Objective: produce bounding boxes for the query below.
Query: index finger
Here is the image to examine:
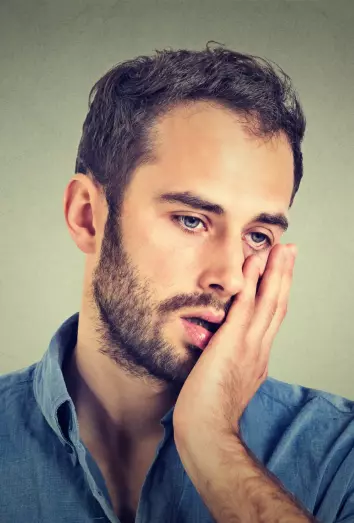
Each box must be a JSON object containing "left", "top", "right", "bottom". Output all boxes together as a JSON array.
[
  {"left": 250, "top": 244, "right": 287, "bottom": 338},
  {"left": 223, "top": 254, "right": 261, "bottom": 332}
]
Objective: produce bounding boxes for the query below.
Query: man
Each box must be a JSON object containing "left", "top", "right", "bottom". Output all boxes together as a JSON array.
[{"left": 1, "top": 46, "right": 354, "bottom": 523}]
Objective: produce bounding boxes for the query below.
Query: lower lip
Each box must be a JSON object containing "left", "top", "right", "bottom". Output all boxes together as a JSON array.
[{"left": 181, "top": 318, "right": 215, "bottom": 350}]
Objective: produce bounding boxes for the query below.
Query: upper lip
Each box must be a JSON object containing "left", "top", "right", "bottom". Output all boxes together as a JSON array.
[{"left": 181, "top": 310, "right": 225, "bottom": 325}]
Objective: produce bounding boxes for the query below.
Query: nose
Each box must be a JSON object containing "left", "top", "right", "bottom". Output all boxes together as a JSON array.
[{"left": 198, "top": 239, "right": 245, "bottom": 299}]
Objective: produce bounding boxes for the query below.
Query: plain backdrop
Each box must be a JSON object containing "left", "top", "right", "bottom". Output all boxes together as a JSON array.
[{"left": 1, "top": 0, "right": 353, "bottom": 398}]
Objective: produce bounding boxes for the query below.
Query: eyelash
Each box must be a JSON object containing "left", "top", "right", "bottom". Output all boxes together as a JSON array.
[{"left": 172, "top": 215, "right": 272, "bottom": 250}]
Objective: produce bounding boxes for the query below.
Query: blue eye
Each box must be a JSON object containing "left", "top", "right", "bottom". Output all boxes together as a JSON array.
[
  {"left": 173, "top": 216, "right": 272, "bottom": 248},
  {"left": 248, "top": 232, "right": 272, "bottom": 248},
  {"left": 251, "top": 232, "right": 267, "bottom": 243},
  {"left": 173, "top": 215, "right": 207, "bottom": 234}
]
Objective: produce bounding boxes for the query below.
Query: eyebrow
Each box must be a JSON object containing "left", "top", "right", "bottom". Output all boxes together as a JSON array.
[{"left": 155, "top": 191, "right": 289, "bottom": 231}]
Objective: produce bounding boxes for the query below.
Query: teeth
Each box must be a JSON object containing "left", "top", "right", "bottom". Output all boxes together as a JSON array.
[
  {"left": 192, "top": 318, "right": 205, "bottom": 328},
  {"left": 187, "top": 317, "right": 218, "bottom": 333}
]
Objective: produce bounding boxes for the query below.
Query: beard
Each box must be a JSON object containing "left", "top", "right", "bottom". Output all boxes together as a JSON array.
[{"left": 90, "top": 209, "right": 214, "bottom": 391}]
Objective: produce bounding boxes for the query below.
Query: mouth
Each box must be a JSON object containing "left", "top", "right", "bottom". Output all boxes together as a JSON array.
[{"left": 182, "top": 317, "right": 220, "bottom": 334}]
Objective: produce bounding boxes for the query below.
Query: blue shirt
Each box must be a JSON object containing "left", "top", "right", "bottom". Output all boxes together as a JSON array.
[{"left": 1, "top": 312, "right": 354, "bottom": 523}]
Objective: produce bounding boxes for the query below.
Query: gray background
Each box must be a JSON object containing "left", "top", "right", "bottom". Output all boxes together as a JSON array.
[{"left": 1, "top": 0, "right": 353, "bottom": 398}]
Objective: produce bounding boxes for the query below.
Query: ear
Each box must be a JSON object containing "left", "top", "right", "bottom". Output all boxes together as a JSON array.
[{"left": 63, "top": 174, "right": 105, "bottom": 255}]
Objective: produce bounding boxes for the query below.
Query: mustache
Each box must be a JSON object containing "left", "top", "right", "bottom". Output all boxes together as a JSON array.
[{"left": 157, "top": 293, "right": 230, "bottom": 317}]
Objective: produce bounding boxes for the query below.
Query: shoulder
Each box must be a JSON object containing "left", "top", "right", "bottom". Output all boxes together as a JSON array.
[
  {"left": 256, "top": 376, "right": 354, "bottom": 437},
  {"left": 0, "top": 363, "right": 37, "bottom": 396},
  {"left": 0, "top": 362, "right": 54, "bottom": 475},
  {"left": 254, "top": 378, "right": 354, "bottom": 520},
  {"left": 0, "top": 364, "right": 38, "bottom": 432},
  {"left": 241, "top": 376, "right": 354, "bottom": 466},
  {"left": 260, "top": 376, "right": 354, "bottom": 416}
]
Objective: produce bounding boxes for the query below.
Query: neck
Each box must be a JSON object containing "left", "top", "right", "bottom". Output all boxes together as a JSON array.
[{"left": 64, "top": 323, "right": 178, "bottom": 449}]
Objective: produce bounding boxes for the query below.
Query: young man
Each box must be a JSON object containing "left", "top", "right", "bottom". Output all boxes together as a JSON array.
[{"left": 1, "top": 46, "right": 353, "bottom": 523}]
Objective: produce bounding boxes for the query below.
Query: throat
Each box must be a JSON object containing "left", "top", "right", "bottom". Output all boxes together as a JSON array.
[{"left": 92, "top": 435, "right": 162, "bottom": 523}]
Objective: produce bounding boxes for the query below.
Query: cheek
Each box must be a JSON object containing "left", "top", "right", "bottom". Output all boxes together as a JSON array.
[
  {"left": 121, "top": 206, "right": 199, "bottom": 294},
  {"left": 131, "top": 228, "right": 197, "bottom": 290}
]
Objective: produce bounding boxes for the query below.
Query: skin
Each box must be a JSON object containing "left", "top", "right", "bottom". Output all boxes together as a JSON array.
[{"left": 63, "top": 101, "right": 304, "bottom": 521}]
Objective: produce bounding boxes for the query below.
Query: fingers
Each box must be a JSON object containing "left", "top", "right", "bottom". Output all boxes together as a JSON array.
[
  {"left": 249, "top": 244, "right": 287, "bottom": 341},
  {"left": 262, "top": 246, "right": 296, "bottom": 348},
  {"left": 221, "top": 243, "right": 296, "bottom": 354},
  {"left": 223, "top": 254, "right": 260, "bottom": 335},
  {"left": 251, "top": 245, "right": 296, "bottom": 382}
]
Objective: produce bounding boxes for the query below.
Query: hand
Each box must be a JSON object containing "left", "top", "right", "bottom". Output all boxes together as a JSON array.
[{"left": 173, "top": 243, "right": 297, "bottom": 445}]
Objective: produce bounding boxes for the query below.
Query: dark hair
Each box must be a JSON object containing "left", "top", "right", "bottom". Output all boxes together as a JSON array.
[{"left": 75, "top": 45, "right": 306, "bottom": 213}]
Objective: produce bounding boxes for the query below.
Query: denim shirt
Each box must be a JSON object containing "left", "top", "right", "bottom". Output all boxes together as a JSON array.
[{"left": 1, "top": 312, "right": 354, "bottom": 523}]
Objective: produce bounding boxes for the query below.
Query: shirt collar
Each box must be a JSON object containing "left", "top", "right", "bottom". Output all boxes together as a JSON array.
[
  {"left": 33, "top": 312, "right": 80, "bottom": 446},
  {"left": 33, "top": 312, "right": 174, "bottom": 447}
]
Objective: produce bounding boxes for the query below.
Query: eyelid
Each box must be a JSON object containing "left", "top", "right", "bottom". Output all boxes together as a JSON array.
[
  {"left": 173, "top": 215, "right": 274, "bottom": 246},
  {"left": 244, "top": 231, "right": 273, "bottom": 250},
  {"left": 172, "top": 214, "right": 208, "bottom": 236},
  {"left": 173, "top": 213, "right": 209, "bottom": 227},
  {"left": 253, "top": 231, "right": 271, "bottom": 239},
  {"left": 245, "top": 227, "right": 274, "bottom": 242}
]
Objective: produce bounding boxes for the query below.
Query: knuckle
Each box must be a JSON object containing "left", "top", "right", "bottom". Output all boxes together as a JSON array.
[
  {"left": 282, "top": 306, "right": 288, "bottom": 318},
  {"left": 264, "top": 299, "right": 277, "bottom": 320},
  {"left": 278, "top": 302, "right": 288, "bottom": 319},
  {"left": 261, "top": 369, "right": 268, "bottom": 381},
  {"left": 240, "top": 291, "right": 255, "bottom": 310}
]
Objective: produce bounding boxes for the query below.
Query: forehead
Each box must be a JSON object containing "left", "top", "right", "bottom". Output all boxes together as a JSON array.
[{"left": 129, "top": 102, "right": 294, "bottom": 219}]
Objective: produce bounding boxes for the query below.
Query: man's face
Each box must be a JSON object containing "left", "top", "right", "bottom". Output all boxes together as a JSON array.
[{"left": 91, "top": 102, "right": 294, "bottom": 390}]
